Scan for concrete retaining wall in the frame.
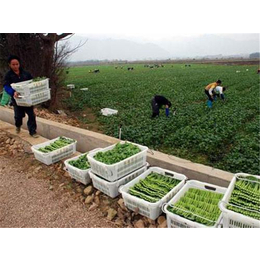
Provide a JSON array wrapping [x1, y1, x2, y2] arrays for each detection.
[[0, 106, 233, 187]]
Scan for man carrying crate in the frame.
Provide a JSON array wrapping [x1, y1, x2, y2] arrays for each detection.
[[3, 55, 39, 138]]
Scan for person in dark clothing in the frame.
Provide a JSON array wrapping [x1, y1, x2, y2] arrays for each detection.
[[3, 55, 39, 138], [151, 95, 172, 118]]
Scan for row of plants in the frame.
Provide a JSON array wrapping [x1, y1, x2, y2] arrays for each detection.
[[63, 64, 260, 175]]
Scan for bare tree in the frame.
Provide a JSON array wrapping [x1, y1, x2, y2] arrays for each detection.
[[0, 33, 86, 110]]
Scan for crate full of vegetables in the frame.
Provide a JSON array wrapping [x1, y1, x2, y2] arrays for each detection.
[[11, 78, 49, 96], [31, 136, 77, 165], [163, 180, 227, 228], [64, 148, 101, 185], [219, 173, 260, 228], [87, 141, 148, 182], [89, 163, 149, 198], [119, 167, 187, 220]]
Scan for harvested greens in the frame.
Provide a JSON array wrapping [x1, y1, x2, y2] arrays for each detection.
[[129, 172, 181, 203]]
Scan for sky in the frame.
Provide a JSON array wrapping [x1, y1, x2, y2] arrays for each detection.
[[67, 33, 259, 61]]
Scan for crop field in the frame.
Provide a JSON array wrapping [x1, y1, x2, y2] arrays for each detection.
[[64, 64, 260, 175]]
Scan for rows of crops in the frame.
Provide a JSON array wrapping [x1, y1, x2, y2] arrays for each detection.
[[64, 64, 260, 175]]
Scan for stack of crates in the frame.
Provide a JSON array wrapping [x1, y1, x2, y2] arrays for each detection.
[[11, 78, 50, 106], [87, 141, 149, 198]]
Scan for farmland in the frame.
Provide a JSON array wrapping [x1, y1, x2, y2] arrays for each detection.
[[63, 64, 260, 175]]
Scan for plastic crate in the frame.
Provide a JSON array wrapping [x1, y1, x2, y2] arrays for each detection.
[[163, 180, 227, 228], [87, 141, 148, 182], [31, 137, 77, 165], [89, 163, 149, 198], [119, 167, 187, 220], [11, 79, 49, 96], [14, 89, 51, 107], [64, 148, 101, 185], [219, 173, 260, 228], [101, 108, 118, 116]]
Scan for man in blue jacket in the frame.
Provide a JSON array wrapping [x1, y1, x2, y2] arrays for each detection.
[[4, 55, 38, 137]]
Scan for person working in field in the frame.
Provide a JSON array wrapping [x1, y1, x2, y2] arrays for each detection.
[[213, 86, 226, 101], [151, 95, 172, 118], [204, 79, 222, 108]]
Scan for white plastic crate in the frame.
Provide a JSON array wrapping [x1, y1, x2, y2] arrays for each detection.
[[119, 167, 187, 220], [163, 180, 227, 228], [15, 89, 51, 107], [31, 136, 77, 165], [11, 78, 49, 96], [219, 173, 260, 228], [101, 108, 118, 116], [89, 163, 149, 198], [64, 148, 101, 185], [87, 141, 148, 182]]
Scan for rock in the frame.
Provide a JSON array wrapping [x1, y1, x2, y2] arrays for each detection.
[[49, 185, 53, 190], [115, 219, 124, 227], [147, 218, 156, 225], [96, 190, 101, 196], [85, 195, 94, 204], [5, 138, 11, 144], [84, 185, 93, 196], [107, 208, 117, 221], [134, 219, 145, 228], [64, 171, 70, 178], [148, 224, 157, 228], [157, 216, 166, 225], [158, 220, 167, 228], [94, 196, 100, 205], [88, 203, 98, 211], [117, 207, 125, 220], [76, 187, 82, 193], [117, 198, 127, 210]]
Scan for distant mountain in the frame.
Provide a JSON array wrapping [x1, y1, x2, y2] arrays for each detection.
[[67, 35, 170, 61]]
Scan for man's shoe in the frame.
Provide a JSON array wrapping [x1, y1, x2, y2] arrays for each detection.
[[16, 127, 21, 134], [31, 133, 39, 138]]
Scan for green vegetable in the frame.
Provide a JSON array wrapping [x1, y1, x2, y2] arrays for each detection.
[[227, 176, 260, 220], [129, 172, 181, 203], [33, 76, 47, 82], [68, 154, 90, 170], [94, 142, 141, 165], [38, 137, 75, 153], [167, 188, 223, 226]]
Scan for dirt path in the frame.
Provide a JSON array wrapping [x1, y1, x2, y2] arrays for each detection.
[[0, 157, 117, 228]]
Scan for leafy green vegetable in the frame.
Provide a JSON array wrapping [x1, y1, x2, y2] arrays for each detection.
[[94, 142, 141, 164], [68, 154, 90, 170]]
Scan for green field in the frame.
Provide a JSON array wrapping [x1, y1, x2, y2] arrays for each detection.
[[64, 64, 260, 175]]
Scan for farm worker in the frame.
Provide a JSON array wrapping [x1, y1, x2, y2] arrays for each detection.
[[213, 86, 226, 101], [3, 55, 39, 138], [204, 79, 222, 108], [151, 95, 172, 118]]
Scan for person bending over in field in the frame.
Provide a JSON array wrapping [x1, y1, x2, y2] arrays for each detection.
[[213, 86, 226, 101], [151, 95, 172, 118], [204, 79, 222, 108]]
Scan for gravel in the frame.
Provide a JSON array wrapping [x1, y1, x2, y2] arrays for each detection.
[[0, 157, 116, 228]]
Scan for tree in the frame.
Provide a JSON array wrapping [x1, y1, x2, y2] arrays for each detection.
[[0, 33, 85, 110], [249, 52, 260, 59]]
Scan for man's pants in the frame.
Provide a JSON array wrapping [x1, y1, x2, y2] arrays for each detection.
[[151, 98, 159, 117], [14, 104, 37, 135], [205, 90, 213, 101]]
